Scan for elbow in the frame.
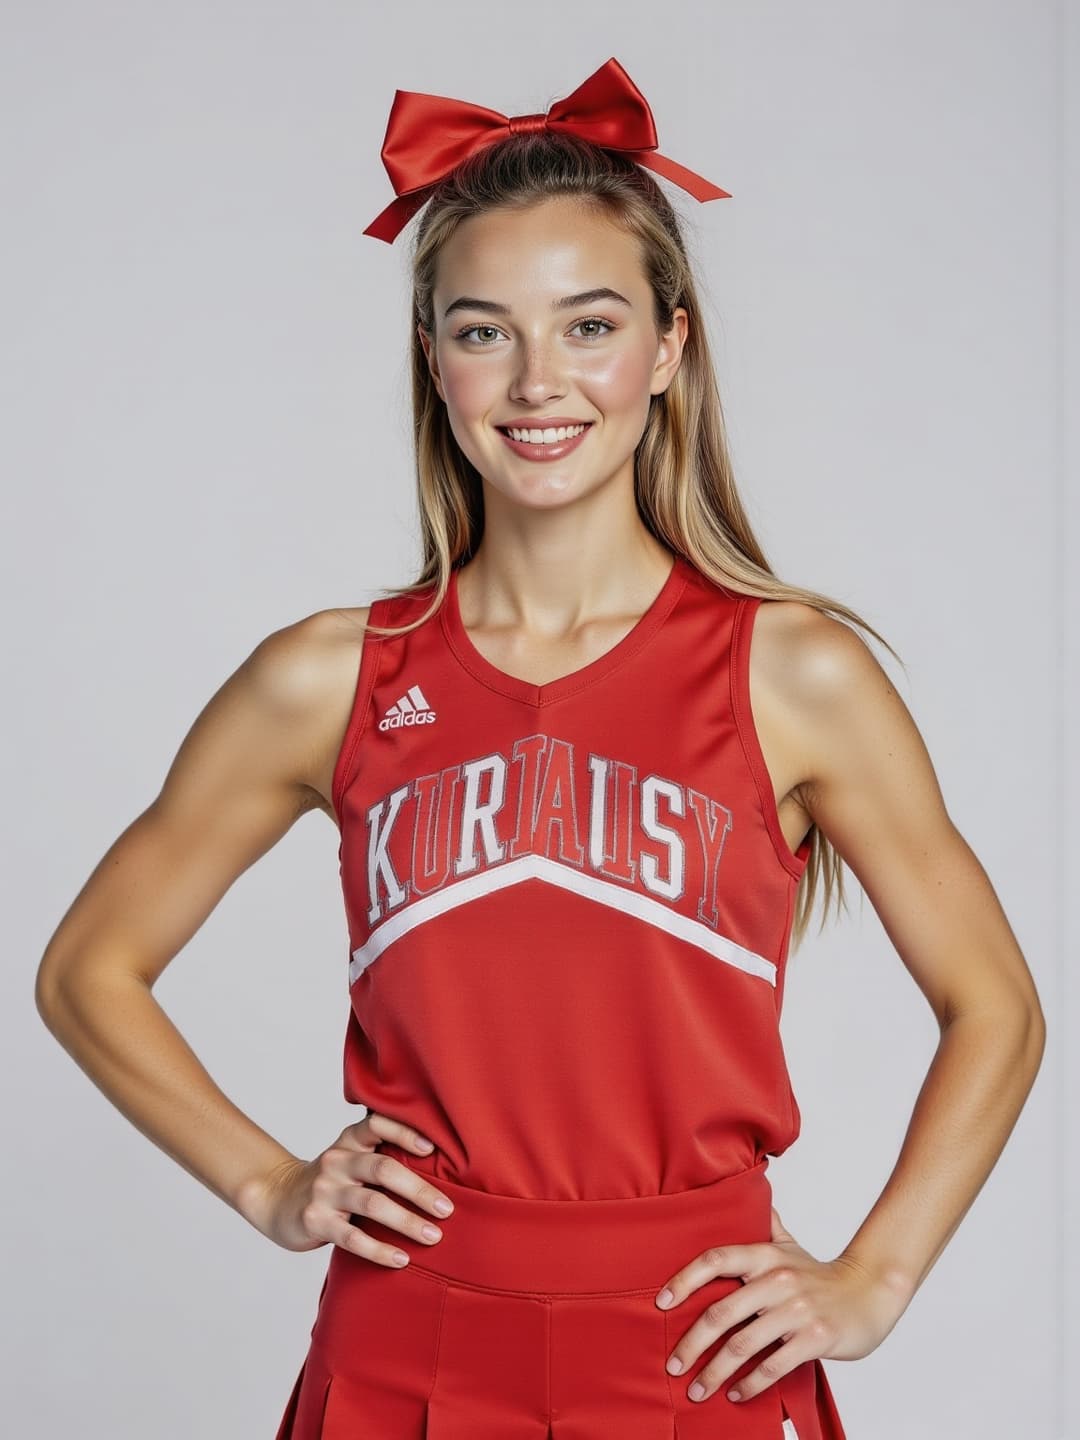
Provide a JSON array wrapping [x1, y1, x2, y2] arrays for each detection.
[[946, 984, 1046, 1084], [35, 954, 71, 1034], [1012, 965, 1048, 1067], [35, 923, 75, 1031], [1020, 995, 1047, 1079], [992, 989, 1046, 1088], [35, 945, 93, 1035], [36, 941, 151, 1036]]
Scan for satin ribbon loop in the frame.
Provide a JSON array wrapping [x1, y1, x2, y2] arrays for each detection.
[[508, 113, 549, 136], [362, 56, 730, 244]]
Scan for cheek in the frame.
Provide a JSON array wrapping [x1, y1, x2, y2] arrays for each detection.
[[579, 348, 656, 415], [439, 354, 498, 418]]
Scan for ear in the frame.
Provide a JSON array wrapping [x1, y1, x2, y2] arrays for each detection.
[[650, 307, 689, 397], [418, 322, 446, 403]]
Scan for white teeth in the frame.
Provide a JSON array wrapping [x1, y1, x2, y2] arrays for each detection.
[[505, 423, 588, 444]]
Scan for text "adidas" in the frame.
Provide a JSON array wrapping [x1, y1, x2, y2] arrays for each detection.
[[379, 684, 437, 732]]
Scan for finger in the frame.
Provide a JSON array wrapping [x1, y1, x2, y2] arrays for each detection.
[[665, 1278, 771, 1376], [357, 1148, 455, 1222], [655, 1242, 776, 1310], [344, 1180, 448, 1249], [726, 1326, 829, 1404], [665, 1265, 801, 1376], [331, 1210, 413, 1269], [355, 1110, 436, 1154], [685, 1304, 807, 1403]]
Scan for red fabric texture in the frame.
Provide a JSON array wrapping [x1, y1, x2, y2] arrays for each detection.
[[276, 1159, 845, 1438], [335, 552, 810, 1198], [274, 551, 846, 1436]]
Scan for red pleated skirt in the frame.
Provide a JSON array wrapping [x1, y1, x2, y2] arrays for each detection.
[[274, 1147, 847, 1439]]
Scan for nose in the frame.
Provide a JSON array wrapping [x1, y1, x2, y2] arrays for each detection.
[[509, 337, 566, 407]]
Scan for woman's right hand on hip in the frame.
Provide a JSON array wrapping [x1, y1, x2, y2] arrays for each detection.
[[246, 1112, 455, 1265]]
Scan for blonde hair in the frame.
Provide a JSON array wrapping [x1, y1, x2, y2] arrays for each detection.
[[361, 130, 904, 950]]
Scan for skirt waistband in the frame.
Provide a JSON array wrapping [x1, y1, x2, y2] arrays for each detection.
[[362, 1146, 774, 1295]]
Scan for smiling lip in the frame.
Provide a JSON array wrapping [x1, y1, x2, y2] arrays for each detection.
[[496, 418, 594, 430], [497, 421, 593, 463]]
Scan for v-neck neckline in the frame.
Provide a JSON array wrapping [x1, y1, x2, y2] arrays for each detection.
[[439, 551, 691, 707]]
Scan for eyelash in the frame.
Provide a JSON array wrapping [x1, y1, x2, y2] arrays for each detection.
[[452, 317, 616, 346]]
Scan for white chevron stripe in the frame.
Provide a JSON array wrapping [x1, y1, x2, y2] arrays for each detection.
[[348, 852, 777, 988]]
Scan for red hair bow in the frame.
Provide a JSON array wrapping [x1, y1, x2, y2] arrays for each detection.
[[362, 56, 731, 244]]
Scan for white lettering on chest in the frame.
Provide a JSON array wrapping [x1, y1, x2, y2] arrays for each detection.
[[350, 731, 774, 987]]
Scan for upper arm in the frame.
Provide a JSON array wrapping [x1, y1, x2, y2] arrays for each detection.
[[36, 608, 364, 1003], [763, 601, 1042, 1029]]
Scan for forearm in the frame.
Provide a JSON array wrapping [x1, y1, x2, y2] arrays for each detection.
[[37, 960, 299, 1226], [836, 1001, 1045, 1303]]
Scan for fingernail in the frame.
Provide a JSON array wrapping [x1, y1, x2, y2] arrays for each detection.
[[392, 1250, 410, 1266], [656, 1288, 673, 1308], [416, 1137, 434, 1150], [433, 1197, 453, 1215], [728, 1389, 742, 1402], [421, 1224, 442, 1242], [688, 1382, 706, 1401], [666, 1356, 683, 1375]]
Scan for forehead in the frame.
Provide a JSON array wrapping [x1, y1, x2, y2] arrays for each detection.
[[433, 197, 647, 297]]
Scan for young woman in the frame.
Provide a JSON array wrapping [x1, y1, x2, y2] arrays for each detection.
[[36, 60, 1044, 1440]]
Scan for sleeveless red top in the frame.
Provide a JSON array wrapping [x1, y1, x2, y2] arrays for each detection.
[[331, 551, 811, 1199]]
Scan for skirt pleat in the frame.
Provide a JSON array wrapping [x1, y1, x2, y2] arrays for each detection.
[[771, 1353, 852, 1434], [272, 1356, 306, 1440], [276, 1338, 438, 1439], [273, 1347, 331, 1439], [776, 1358, 847, 1440], [276, 1345, 846, 1440], [272, 1245, 848, 1438]]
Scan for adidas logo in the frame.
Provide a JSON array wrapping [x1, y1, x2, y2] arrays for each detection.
[[378, 683, 437, 732]]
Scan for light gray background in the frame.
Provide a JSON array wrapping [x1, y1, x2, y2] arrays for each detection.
[[3, 3, 1074, 1437]]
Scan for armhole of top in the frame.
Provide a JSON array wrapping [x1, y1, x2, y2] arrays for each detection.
[[730, 595, 812, 880], [330, 596, 392, 827]]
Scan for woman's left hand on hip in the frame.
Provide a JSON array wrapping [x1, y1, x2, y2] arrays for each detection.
[[654, 1206, 910, 1405]]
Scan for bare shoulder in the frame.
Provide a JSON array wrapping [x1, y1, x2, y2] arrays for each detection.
[[747, 597, 913, 795], [749, 598, 883, 708], [248, 606, 372, 698], [247, 605, 373, 821], [750, 596, 937, 829]]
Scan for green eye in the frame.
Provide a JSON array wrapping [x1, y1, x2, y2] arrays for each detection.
[[453, 317, 615, 346], [454, 324, 503, 344]]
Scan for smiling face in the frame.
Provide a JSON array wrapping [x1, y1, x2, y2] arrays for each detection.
[[418, 196, 687, 510]]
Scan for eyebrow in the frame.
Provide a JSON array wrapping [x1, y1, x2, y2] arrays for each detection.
[[442, 287, 633, 320]]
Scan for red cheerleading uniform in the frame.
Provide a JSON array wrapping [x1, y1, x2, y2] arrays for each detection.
[[275, 550, 847, 1440]]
